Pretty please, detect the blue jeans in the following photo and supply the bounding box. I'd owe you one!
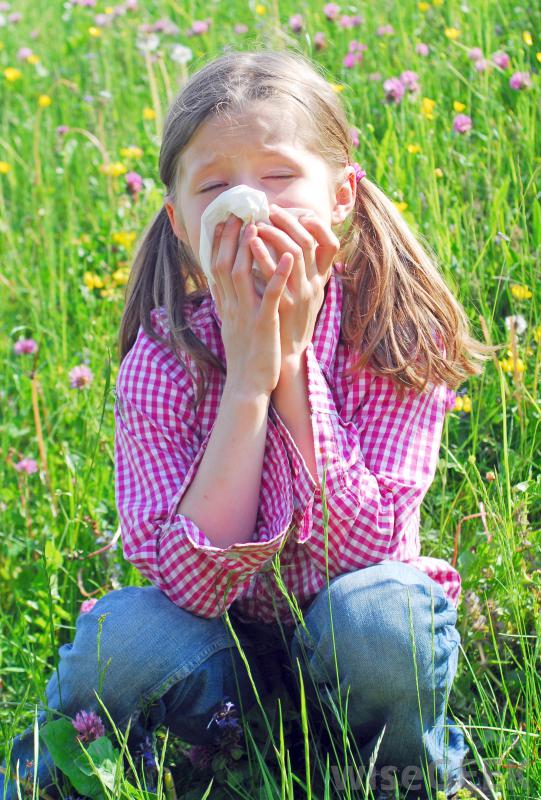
[1,561,467,798]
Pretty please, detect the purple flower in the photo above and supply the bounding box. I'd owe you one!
[416,42,429,56]
[72,710,105,743]
[383,76,405,104]
[8,11,22,22]
[314,31,326,50]
[453,113,472,133]
[350,127,359,147]
[135,735,157,770]
[56,125,69,136]
[234,23,248,34]
[323,3,340,20]
[14,458,39,474]
[492,51,510,69]
[207,699,241,734]
[289,13,303,33]
[339,15,354,29]
[351,14,363,26]
[399,70,420,93]
[509,71,531,90]
[376,24,394,36]
[69,364,94,389]
[17,47,33,60]
[125,170,143,196]
[80,598,98,614]
[14,338,38,354]
[93,13,111,26]
[152,17,180,35]
[190,19,209,35]
[467,47,483,62]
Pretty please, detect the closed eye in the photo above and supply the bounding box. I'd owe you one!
[200,176,294,193]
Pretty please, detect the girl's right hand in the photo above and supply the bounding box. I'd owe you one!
[210,213,293,398]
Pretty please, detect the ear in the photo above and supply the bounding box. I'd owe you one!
[164,200,189,245]
[330,165,357,227]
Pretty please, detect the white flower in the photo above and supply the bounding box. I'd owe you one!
[169,44,192,64]
[504,314,527,336]
[136,32,160,52]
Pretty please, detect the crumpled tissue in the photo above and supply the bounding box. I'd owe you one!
[199,184,314,299]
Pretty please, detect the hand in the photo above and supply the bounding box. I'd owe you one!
[249,204,340,364]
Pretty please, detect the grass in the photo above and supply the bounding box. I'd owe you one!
[1,0,540,798]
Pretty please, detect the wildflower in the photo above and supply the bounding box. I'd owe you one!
[151,17,179,35]
[14,338,38,354]
[453,113,472,134]
[329,83,345,93]
[17,46,33,60]
[112,230,136,249]
[4,67,22,81]
[125,170,143,198]
[505,315,527,336]
[492,51,510,69]
[88,26,101,37]
[83,271,104,290]
[407,143,421,154]
[499,353,525,375]
[467,46,483,61]
[416,42,430,56]
[418,2,430,12]
[399,70,420,93]
[464,590,488,632]
[69,364,94,389]
[421,97,436,119]
[169,43,192,64]
[533,325,541,344]
[143,106,156,120]
[509,71,531,90]
[453,101,466,112]
[289,14,303,33]
[255,4,266,14]
[434,167,443,177]
[393,201,408,212]
[99,161,127,177]
[474,59,490,72]
[27,54,40,65]
[190,20,209,35]
[314,31,326,50]
[522,31,532,46]
[339,15,354,29]
[119,145,143,159]
[376,24,393,36]
[112,267,130,285]
[444,27,460,40]
[511,283,532,300]
[323,3,340,21]
[234,23,248,34]
[453,395,471,413]
[38,94,51,107]
[72,710,105,743]
[0,161,10,173]
[383,76,405,104]
[135,735,157,770]
[80,598,98,614]
[14,457,39,474]
[485,471,496,482]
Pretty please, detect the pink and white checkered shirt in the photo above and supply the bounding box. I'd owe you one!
[114,268,461,624]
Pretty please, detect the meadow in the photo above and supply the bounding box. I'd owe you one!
[0,0,540,797]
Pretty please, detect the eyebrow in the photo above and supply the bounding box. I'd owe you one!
[188,149,298,184]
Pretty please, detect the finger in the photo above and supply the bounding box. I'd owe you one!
[295,215,341,279]
[230,222,260,307]
[268,205,319,279]
[209,220,226,308]
[249,236,293,305]
[255,220,310,289]
[212,213,243,303]
[260,253,294,317]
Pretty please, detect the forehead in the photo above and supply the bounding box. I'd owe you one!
[179,103,317,181]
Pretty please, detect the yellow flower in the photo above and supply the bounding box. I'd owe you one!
[533,325,541,343]
[453,101,466,112]
[522,31,533,46]
[112,267,130,286]
[143,107,156,120]
[99,162,127,177]
[393,201,408,213]
[329,83,345,93]
[83,271,104,290]
[434,167,444,177]
[421,97,436,119]
[99,286,118,299]
[105,5,114,12]
[27,54,40,64]
[432,0,443,5]
[112,231,136,249]
[88,26,102,37]
[255,4,266,14]
[511,283,532,300]
[418,2,430,11]
[444,27,460,40]
[453,396,463,411]
[120,145,143,159]
[537,52,541,63]
[38,94,52,108]
[0,161,10,174]
[4,67,22,82]
[499,356,525,375]
[462,395,472,413]
[407,143,422,154]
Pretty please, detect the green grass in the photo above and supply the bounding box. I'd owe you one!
[1,0,540,797]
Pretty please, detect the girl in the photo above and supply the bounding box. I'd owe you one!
[2,49,496,799]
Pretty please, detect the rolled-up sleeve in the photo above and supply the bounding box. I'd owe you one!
[114,343,296,619]
[269,342,454,577]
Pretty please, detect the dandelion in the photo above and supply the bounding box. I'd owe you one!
[509,71,531,90]
[505,315,527,336]
[14,457,39,474]
[444,27,460,40]
[0,161,10,173]
[72,710,105,743]
[169,43,192,64]
[453,113,472,133]
[69,364,94,389]
[492,51,510,69]
[421,97,436,119]
[511,283,532,300]
[143,106,156,120]
[416,42,430,56]
[14,337,38,354]
[80,598,98,614]
[4,67,22,81]
[99,161,127,177]
[323,3,340,21]
[38,94,51,107]
[383,76,405,104]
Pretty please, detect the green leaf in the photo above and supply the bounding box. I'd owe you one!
[40,719,104,799]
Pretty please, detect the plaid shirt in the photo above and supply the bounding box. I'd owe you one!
[114,269,461,623]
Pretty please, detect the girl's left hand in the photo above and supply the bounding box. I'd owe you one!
[249,203,341,364]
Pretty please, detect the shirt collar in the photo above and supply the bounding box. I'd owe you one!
[209,265,342,384]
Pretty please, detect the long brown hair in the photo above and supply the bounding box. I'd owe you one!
[118,48,499,410]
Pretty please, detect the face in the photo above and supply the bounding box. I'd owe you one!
[165,102,356,268]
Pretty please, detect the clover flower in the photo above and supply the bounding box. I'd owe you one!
[72,710,106,742]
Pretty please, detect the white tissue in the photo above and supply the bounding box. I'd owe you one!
[199,184,314,299]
